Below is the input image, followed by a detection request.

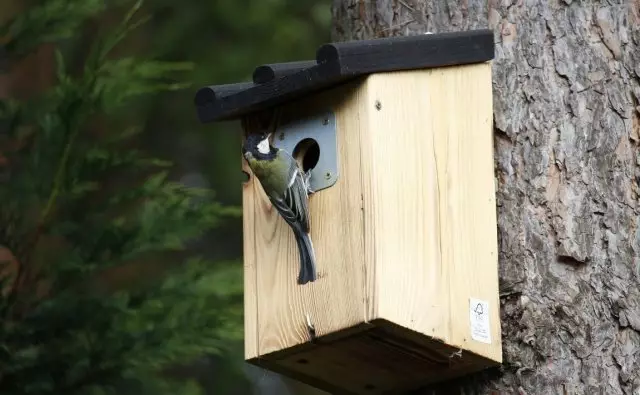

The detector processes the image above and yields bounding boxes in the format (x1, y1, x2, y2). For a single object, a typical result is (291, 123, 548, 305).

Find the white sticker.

(469, 298, 491, 344)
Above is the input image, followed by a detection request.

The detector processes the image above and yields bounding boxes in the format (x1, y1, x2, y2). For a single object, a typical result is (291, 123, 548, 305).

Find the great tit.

(242, 116, 317, 285)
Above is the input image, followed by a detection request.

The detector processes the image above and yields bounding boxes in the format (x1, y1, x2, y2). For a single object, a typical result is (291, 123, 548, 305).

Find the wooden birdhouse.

(195, 29, 501, 394)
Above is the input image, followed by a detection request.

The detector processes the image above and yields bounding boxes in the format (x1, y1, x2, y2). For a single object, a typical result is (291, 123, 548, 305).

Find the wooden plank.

(256, 319, 498, 394)
(360, 69, 449, 342)
(241, 81, 368, 357)
(316, 29, 494, 75)
(429, 63, 501, 361)
(195, 30, 495, 123)
(241, 117, 261, 360)
(194, 81, 255, 106)
(353, 79, 378, 323)
(361, 63, 502, 363)
(252, 60, 318, 84)
(196, 62, 347, 123)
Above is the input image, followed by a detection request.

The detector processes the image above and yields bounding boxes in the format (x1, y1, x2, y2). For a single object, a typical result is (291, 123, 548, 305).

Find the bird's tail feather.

(295, 232, 317, 285)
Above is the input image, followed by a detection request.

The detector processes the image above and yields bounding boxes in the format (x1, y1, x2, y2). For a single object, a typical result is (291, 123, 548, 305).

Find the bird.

(242, 112, 317, 285)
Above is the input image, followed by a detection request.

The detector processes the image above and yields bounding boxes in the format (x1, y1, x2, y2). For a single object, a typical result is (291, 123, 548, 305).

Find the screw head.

(375, 100, 382, 110)
(322, 118, 329, 125)
(325, 172, 332, 180)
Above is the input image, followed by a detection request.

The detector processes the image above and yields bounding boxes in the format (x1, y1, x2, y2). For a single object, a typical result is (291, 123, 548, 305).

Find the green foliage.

(0, 1, 243, 393)
(1, 259, 242, 395)
(94, 58, 193, 113)
(0, 0, 106, 58)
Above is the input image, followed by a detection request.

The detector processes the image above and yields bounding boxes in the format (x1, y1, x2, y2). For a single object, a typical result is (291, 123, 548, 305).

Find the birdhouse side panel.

(427, 63, 501, 362)
(361, 63, 502, 363)
(359, 70, 452, 341)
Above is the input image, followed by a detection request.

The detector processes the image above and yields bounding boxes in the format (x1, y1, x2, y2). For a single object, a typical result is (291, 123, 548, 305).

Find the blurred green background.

(116, 1, 332, 393)
(0, 0, 331, 394)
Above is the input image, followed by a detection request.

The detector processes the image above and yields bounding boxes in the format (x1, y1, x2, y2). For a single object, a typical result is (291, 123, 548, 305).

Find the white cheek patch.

(257, 138, 270, 154)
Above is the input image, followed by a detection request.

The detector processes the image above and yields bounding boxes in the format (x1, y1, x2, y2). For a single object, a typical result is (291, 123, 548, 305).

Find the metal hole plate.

(272, 110, 338, 193)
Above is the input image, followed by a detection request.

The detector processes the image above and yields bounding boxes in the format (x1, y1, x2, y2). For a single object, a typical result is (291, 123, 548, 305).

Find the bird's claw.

(305, 313, 317, 342)
(304, 169, 315, 195)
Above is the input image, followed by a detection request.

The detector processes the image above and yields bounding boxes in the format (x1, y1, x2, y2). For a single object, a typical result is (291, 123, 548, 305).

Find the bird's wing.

(270, 152, 310, 233)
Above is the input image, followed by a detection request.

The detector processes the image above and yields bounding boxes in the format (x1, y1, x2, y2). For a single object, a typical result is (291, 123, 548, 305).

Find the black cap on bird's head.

(242, 109, 281, 159)
(242, 132, 276, 159)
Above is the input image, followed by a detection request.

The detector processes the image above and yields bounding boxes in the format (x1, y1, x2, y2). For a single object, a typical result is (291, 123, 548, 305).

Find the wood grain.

(360, 68, 446, 340)
(362, 62, 501, 362)
(194, 82, 255, 106)
(316, 29, 494, 75)
(252, 61, 318, 84)
(242, 63, 501, 392)
(242, 81, 368, 357)
(242, 116, 260, 360)
(433, 64, 501, 360)
(255, 320, 497, 395)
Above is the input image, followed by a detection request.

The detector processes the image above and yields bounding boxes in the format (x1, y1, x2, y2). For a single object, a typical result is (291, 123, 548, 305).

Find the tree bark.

(332, 0, 640, 394)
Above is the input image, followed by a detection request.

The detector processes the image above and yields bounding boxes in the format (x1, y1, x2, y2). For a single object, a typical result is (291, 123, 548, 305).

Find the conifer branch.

(0, 0, 244, 392)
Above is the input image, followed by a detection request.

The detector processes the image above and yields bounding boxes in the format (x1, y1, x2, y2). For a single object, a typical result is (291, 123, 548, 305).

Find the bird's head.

(243, 132, 276, 160)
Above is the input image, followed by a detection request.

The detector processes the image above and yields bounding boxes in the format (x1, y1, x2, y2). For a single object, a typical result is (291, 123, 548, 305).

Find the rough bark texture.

(332, 1, 640, 394)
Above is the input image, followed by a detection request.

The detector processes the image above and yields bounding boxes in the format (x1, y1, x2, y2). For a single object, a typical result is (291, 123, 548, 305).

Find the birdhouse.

(195, 29, 501, 394)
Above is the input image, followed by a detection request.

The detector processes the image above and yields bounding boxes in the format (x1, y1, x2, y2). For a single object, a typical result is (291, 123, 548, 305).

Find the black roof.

(194, 29, 495, 123)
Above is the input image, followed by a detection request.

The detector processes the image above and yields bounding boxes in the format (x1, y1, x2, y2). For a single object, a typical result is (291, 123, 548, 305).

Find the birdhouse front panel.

(241, 81, 371, 359)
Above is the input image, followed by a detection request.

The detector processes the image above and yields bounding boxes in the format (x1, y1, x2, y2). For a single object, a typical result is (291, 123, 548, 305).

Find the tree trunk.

(332, 1, 640, 394)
